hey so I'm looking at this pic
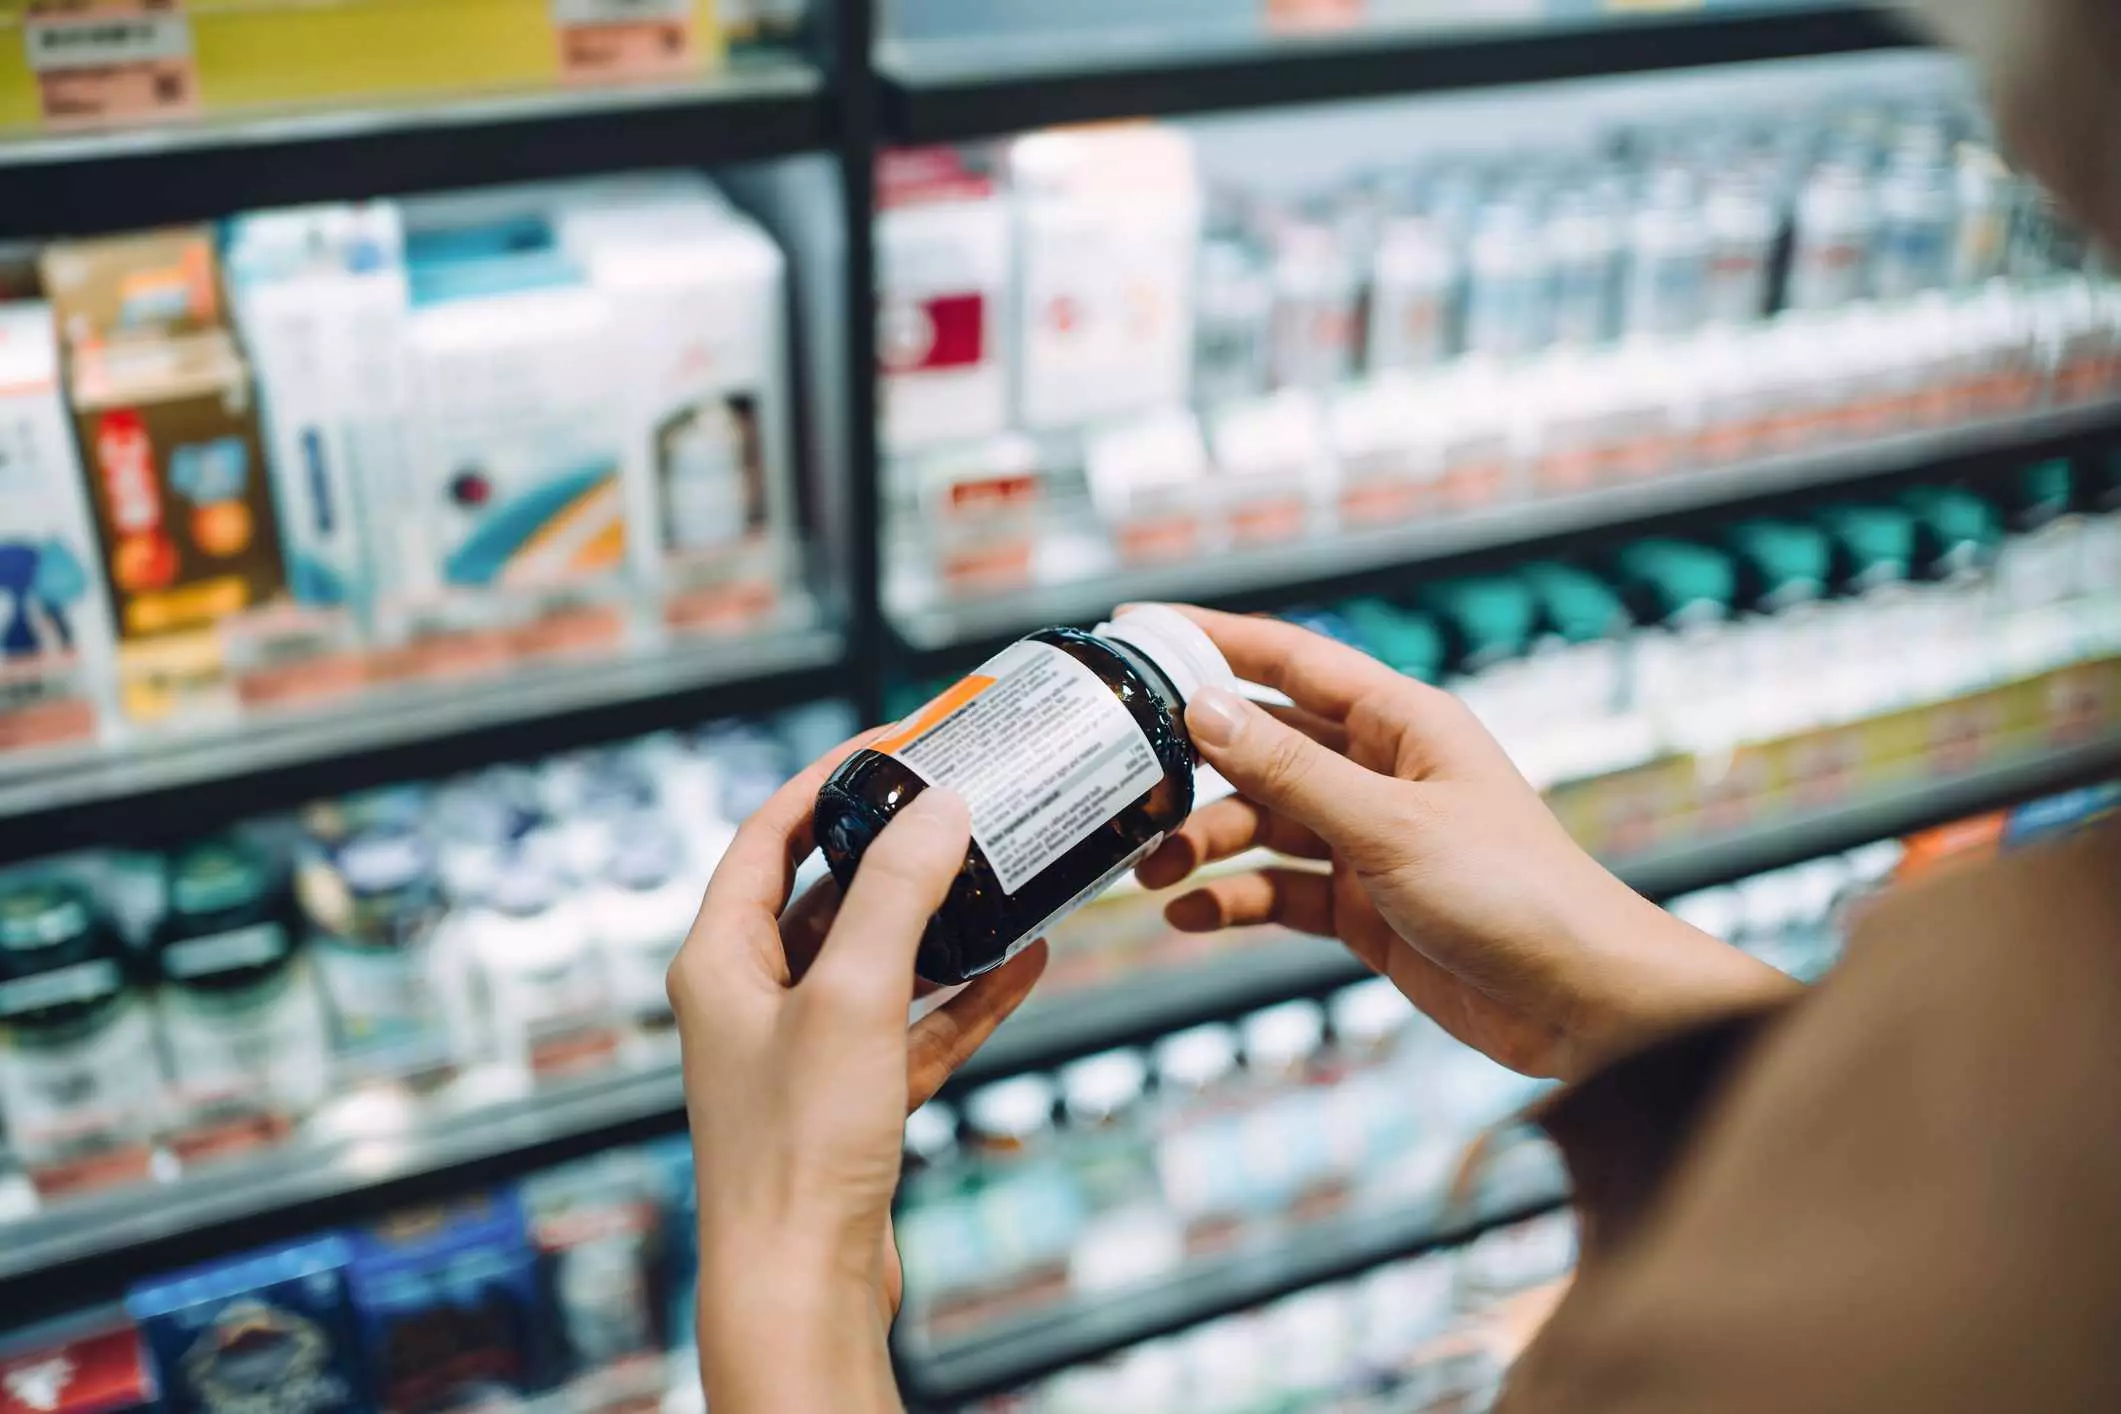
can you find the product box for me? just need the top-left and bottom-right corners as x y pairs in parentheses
(1085, 408), (1214, 564)
(372, 209), (632, 675)
(0, 1309), (157, 1414)
(1009, 125), (1201, 431)
(346, 1193), (546, 1414)
(39, 226), (223, 348)
(519, 1151), (666, 1414)
(0, 303), (121, 763)
(876, 146), (1012, 454)
(893, 431), (1043, 591)
(128, 1235), (367, 1414)
(66, 329), (288, 727)
(554, 186), (797, 636)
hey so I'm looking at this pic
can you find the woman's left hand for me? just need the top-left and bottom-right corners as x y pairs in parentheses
(668, 737), (1047, 1413)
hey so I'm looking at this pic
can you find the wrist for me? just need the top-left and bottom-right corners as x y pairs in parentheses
(697, 1245), (893, 1412)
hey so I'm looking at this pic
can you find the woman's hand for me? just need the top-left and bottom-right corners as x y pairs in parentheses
(1136, 607), (1797, 1083)
(668, 739), (1047, 1414)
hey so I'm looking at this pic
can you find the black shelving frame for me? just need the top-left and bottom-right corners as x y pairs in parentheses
(2, 0), (2119, 1392)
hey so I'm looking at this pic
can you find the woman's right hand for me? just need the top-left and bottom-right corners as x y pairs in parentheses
(1133, 606), (1799, 1083)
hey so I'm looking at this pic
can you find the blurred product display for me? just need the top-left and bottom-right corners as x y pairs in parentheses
(0, 173), (807, 770)
(1, 3), (2119, 1410)
(0, 0), (808, 137)
(0, 700), (854, 1211)
(880, 86), (2121, 626)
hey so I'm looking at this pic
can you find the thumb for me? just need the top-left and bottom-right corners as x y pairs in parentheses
(1185, 685), (1406, 867)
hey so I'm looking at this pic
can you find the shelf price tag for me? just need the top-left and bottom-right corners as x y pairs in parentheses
(23, 0), (197, 130)
(551, 0), (698, 83)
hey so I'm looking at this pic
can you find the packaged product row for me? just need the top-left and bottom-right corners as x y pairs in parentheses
(881, 99), (2118, 603)
(893, 816), (1907, 1346)
(877, 78), (2085, 454)
(0, 701), (853, 1210)
(960, 1210), (1582, 1414)
(0, 171), (806, 770)
(1270, 457), (2121, 788)
(0, 0), (807, 137)
(0, 1136), (708, 1414)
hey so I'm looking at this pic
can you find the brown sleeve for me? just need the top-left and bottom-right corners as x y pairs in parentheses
(1499, 821), (2121, 1414)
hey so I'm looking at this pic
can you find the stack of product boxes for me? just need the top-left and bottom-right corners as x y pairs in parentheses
(0, 173), (802, 772)
(0, 1137), (704, 1414)
(877, 86), (2121, 607)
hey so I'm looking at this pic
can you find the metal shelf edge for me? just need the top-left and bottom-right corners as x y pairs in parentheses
(889, 401), (2121, 654)
(878, 5), (1921, 143)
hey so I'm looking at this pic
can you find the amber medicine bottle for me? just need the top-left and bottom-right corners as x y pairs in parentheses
(817, 605), (1236, 985)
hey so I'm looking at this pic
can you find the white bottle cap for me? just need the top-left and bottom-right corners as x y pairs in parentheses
(1328, 977), (1411, 1050)
(904, 1101), (958, 1162)
(1240, 999), (1326, 1069)
(1096, 604), (1239, 706)
(1059, 1048), (1149, 1124)
(1154, 1023), (1239, 1091)
(964, 1074), (1057, 1141)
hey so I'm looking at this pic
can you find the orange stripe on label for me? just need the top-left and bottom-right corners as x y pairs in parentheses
(872, 674), (997, 755)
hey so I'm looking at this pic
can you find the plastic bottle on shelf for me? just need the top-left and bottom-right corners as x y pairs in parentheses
(1719, 517), (1838, 740)
(1899, 485), (2006, 701)
(1193, 231), (1276, 407)
(1621, 162), (1709, 342)
(1368, 193), (1465, 373)
(1786, 155), (1878, 312)
(1517, 562), (1649, 786)
(150, 837), (331, 1153)
(898, 1101), (993, 1335)
(1269, 206), (1365, 389)
(299, 824), (460, 1087)
(1059, 1049), (1181, 1295)
(1236, 999), (1338, 1226)
(1545, 176), (1624, 350)
(1463, 184), (1552, 362)
(1607, 539), (1744, 758)
(1703, 164), (1778, 327)
(1873, 124), (1958, 303)
(1950, 136), (2015, 289)
(461, 861), (616, 1081)
(0, 876), (159, 1194)
(589, 816), (699, 1036)
(1813, 502), (1922, 720)
(1151, 1022), (1250, 1256)
(962, 1074), (1084, 1320)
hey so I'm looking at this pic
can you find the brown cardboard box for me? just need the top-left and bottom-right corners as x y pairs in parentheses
(38, 226), (223, 348)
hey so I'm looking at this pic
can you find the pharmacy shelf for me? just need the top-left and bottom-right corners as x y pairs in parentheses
(875, 4), (1919, 144)
(0, 618), (846, 865)
(0, 722), (2108, 1321)
(0, 1059), (692, 1320)
(946, 727), (2121, 1090)
(889, 399), (2121, 655)
(896, 1174), (1573, 1407)
(0, 59), (829, 239)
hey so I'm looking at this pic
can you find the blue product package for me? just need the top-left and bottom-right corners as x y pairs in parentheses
(642, 1134), (700, 1353)
(126, 1234), (367, 1414)
(345, 1192), (545, 1414)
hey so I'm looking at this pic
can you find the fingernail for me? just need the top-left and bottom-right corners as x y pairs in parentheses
(1187, 686), (1248, 749)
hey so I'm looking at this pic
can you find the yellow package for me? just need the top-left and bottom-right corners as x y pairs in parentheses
(2, 0), (725, 137)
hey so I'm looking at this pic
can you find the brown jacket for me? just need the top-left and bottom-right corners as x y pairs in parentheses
(1501, 822), (2121, 1413)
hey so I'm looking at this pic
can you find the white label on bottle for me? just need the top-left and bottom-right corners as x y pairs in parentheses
(0, 1000), (157, 1153)
(0, 959), (122, 1014)
(160, 923), (287, 981)
(161, 970), (329, 1111)
(879, 641), (1165, 895)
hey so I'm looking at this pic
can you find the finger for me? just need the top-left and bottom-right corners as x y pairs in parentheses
(691, 725), (882, 945)
(1135, 796), (1328, 890)
(1165, 868), (1336, 937)
(777, 876), (840, 982)
(1164, 605), (1413, 722)
(1263, 701), (1350, 757)
(803, 788), (970, 1020)
(906, 940), (1050, 1110)
(1183, 686), (1408, 870)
